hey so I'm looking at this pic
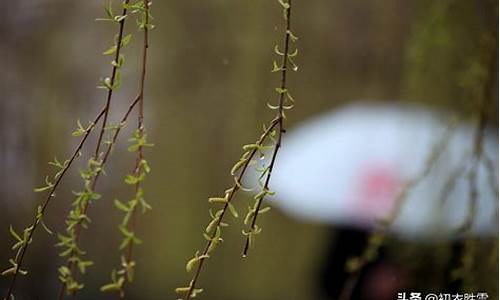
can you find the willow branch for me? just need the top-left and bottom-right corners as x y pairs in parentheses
(3, 107), (106, 300)
(242, 0), (293, 257)
(457, 28), (495, 233)
(180, 118), (279, 300)
(481, 151), (499, 223)
(56, 2), (132, 299)
(121, 0), (150, 296)
(178, 2), (296, 300)
(338, 121), (456, 300)
(58, 93), (141, 299)
(94, 0), (131, 159)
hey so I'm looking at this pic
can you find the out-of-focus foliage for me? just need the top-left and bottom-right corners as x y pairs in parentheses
(404, 0), (498, 122)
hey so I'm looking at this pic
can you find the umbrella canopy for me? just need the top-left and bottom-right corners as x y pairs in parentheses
(245, 103), (499, 240)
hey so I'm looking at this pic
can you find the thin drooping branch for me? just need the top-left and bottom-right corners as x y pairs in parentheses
(125, 0), (149, 266)
(242, 0), (293, 257)
(340, 28), (497, 299)
(449, 33), (497, 290)
(56, 2), (132, 298)
(457, 30), (496, 232)
(481, 151), (499, 223)
(458, 112), (486, 232)
(93, 97), (142, 190)
(438, 155), (468, 207)
(121, 0), (151, 296)
(383, 122), (457, 226)
(180, 119), (279, 300)
(57, 94), (141, 300)
(338, 122), (457, 300)
(94, 0), (131, 160)
(176, 1), (297, 299)
(3, 107), (106, 300)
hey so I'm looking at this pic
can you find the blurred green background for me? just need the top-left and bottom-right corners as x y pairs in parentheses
(0, 0), (498, 299)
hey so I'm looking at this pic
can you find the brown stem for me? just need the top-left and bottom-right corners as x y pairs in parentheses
(182, 119), (279, 300)
(120, 1), (150, 298)
(338, 34), (496, 297)
(456, 34), (493, 233)
(338, 271), (361, 300)
(58, 94), (141, 300)
(481, 151), (499, 223)
(337, 122), (456, 300)
(57, 2), (131, 299)
(180, 3), (295, 299)
(242, 0), (293, 257)
(94, 0), (131, 160)
(3, 108), (106, 300)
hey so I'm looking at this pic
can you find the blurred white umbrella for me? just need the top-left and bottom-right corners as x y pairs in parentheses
(246, 103), (499, 240)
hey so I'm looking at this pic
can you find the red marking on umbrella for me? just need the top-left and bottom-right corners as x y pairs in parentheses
(355, 164), (401, 221)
